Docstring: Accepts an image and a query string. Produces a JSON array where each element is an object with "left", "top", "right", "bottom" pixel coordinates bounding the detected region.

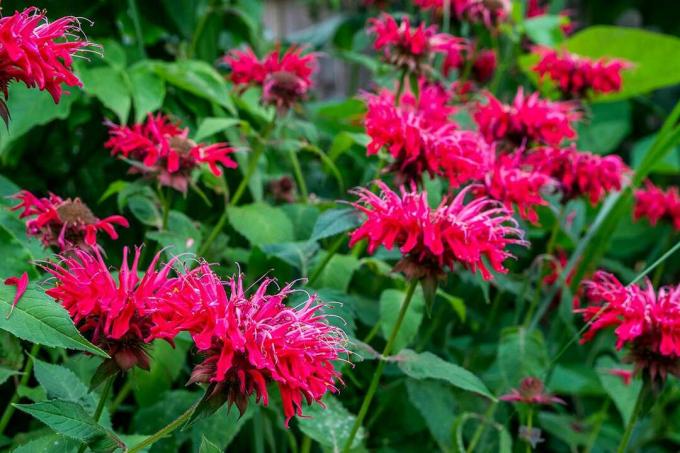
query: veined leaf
[{"left": 297, "top": 395, "right": 366, "bottom": 451}]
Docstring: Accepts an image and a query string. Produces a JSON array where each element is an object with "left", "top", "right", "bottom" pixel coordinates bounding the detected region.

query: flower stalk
[
  {"left": 616, "top": 380, "right": 649, "bottom": 453},
  {"left": 127, "top": 401, "right": 199, "bottom": 453}
]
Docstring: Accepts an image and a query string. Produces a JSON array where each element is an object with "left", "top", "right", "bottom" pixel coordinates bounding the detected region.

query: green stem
[
  {"left": 128, "top": 401, "right": 199, "bottom": 453},
  {"left": 0, "top": 343, "right": 40, "bottom": 435},
  {"left": 77, "top": 375, "right": 115, "bottom": 453},
  {"left": 465, "top": 403, "right": 497, "bottom": 453},
  {"left": 525, "top": 409, "right": 533, "bottom": 453},
  {"left": 159, "top": 186, "right": 172, "bottom": 231},
  {"left": 231, "top": 141, "right": 266, "bottom": 207},
  {"left": 342, "top": 279, "right": 419, "bottom": 453},
  {"left": 300, "top": 435, "right": 312, "bottom": 453},
  {"left": 287, "top": 148, "right": 308, "bottom": 203},
  {"left": 127, "top": 0, "right": 146, "bottom": 57},
  {"left": 198, "top": 208, "right": 229, "bottom": 257},
  {"left": 616, "top": 381, "right": 648, "bottom": 453},
  {"left": 188, "top": 1, "right": 215, "bottom": 58},
  {"left": 584, "top": 399, "right": 610, "bottom": 453},
  {"left": 308, "top": 235, "right": 346, "bottom": 286}
]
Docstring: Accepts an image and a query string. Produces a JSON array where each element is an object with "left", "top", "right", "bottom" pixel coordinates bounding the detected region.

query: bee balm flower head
[
  {"left": 634, "top": 182, "right": 680, "bottom": 230},
  {"left": 500, "top": 377, "right": 565, "bottom": 406},
  {"left": 105, "top": 113, "right": 237, "bottom": 193},
  {"left": 350, "top": 181, "right": 527, "bottom": 282},
  {"left": 10, "top": 190, "right": 128, "bottom": 251},
  {"left": 152, "top": 265, "right": 347, "bottom": 425},
  {"left": 576, "top": 271, "right": 680, "bottom": 381}
]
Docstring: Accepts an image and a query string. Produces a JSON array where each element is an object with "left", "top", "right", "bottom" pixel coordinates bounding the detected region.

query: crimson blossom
[
  {"left": 526, "top": 146, "right": 630, "bottom": 205},
  {"left": 474, "top": 88, "right": 581, "bottom": 149},
  {"left": 0, "top": 7, "right": 94, "bottom": 107},
  {"left": 532, "top": 47, "right": 632, "bottom": 98},
  {"left": 576, "top": 271, "right": 680, "bottom": 380},
  {"left": 150, "top": 265, "right": 346, "bottom": 425},
  {"left": 105, "top": 113, "right": 237, "bottom": 193},
  {"left": 349, "top": 181, "right": 527, "bottom": 282},
  {"left": 10, "top": 190, "right": 128, "bottom": 251},
  {"left": 499, "top": 377, "right": 565, "bottom": 406},
  {"left": 363, "top": 83, "right": 493, "bottom": 185},
  {"left": 367, "top": 13, "right": 468, "bottom": 76},
  {"left": 223, "top": 46, "right": 316, "bottom": 110},
  {"left": 414, "top": 0, "right": 511, "bottom": 29},
  {"left": 634, "top": 182, "right": 680, "bottom": 230},
  {"left": 40, "top": 247, "right": 180, "bottom": 372}
]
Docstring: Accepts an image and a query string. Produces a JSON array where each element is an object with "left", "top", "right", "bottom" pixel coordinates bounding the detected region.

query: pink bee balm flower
[
  {"left": 576, "top": 271, "right": 680, "bottom": 380},
  {"left": 526, "top": 146, "right": 630, "bottom": 205},
  {"left": 477, "top": 154, "right": 554, "bottom": 224},
  {"left": 414, "top": 0, "right": 511, "bottom": 29},
  {"left": 105, "top": 113, "right": 237, "bottom": 193},
  {"left": 367, "top": 14, "right": 468, "bottom": 75},
  {"left": 474, "top": 88, "right": 581, "bottom": 149},
  {"left": 500, "top": 377, "right": 565, "bottom": 406},
  {"left": 634, "top": 182, "right": 680, "bottom": 230},
  {"left": 349, "top": 181, "right": 527, "bottom": 281},
  {"left": 151, "top": 265, "right": 346, "bottom": 425},
  {"left": 607, "top": 368, "right": 634, "bottom": 386},
  {"left": 223, "top": 46, "right": 317, "bottom": 110},
  {"left": 10, "top": 190, "right": 128, "bottom": 251},
  {"left": 0, "top": 7, "right": 94, "bottom": 105},
  {"left": 40, "top": 247, "right": 180, "bottom": 371},
  {"left": 532, "top": 47, "right": 632, "bottom": 98}
]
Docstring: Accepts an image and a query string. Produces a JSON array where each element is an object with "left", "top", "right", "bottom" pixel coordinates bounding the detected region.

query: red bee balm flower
[
  {"left": 0, "top": 7, "right": 94, "bottom": 104},
  {"left": 526, "top": 146, "right": 630, "bottom": 205},
  {"left": 350, "top": 181, "right": 527, "bottom": 281},
  {"left": 576, "top": 271, "right": 680, "bottom": 380},
  {"left": 40, "top": 247, "right": 180, "bottom": 371},
  {"left": 500, "top": 377, "right": 565, "bottom": 406},
  {"left": 414, "top": 0, "right": 511, "bottom": 29},
  {"left": 474, "top": 88, "right": 580, "bottom": 148},
  {"left": 367, "top": 14, "right": 468, "bottom": 75},
  {"left": 151, "top": 265, "right": 346, "bottom": 425},
  {"left": 634, "top": 182, "right": 680, "bottom": 230},
  {"left": 477, "top": 154, "right": 554, "bottom": 224},
  {"left": 10, "top": 190, "right": 128, "bottom": 251},
  {"left": 224, "top": 46, "right": 316, "bottom": 110},
  {"left": 105, "top": 113, "right": 236, "bottom": 193},
  {"left": 532, "top": 47, "right": 632, "bottom": 98}
]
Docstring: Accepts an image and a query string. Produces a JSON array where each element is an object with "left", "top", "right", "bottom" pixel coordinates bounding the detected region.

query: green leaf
[
  {"left": 564, "top": 26, "right": 680, "bottom": 101},
  {"left": 524, "top": 15, "right": 566, "bottom": 47},
  {"left": 14, "top": 400, "right": 124, "bottom": 452},
  {"left": 631, "top": 133, "right": 680, "bottom": 175},
  {"left": 497, "top": 327, "right": 548, "bottom": 391},
  {"left": 397, "top": 349, "right": 495, "bottom": 400},
  {"left": 310, "top": 208, "right": 361, "bottom": 241},
  {"left": 261, "top": 241, "right": 319, "bottom": 274},
  {"left": 198, "top": 435, "right": 221, "bottom": 453},
  {"left": 78, "top": 66, "right": 131, "bottom": 123},
  {"left": 0, "top": 223, "right": 38, "bottom": 278},
  {"left": 155, "top": 60, "right": 235, "bottom": 113},
  {"left": 127, "top": 194, "right": 162, "bottom": 228},
  {"left": 0, "top": 84, "right": 77, "bottom": 158},
  {"left": 190, "top": 403, "right": 253, "bottom": 452},
  {"left": 129, "top": 62, "right": 166, "bottom": 123},
  {"left": 595, "top": 356, "right": 641, "bottom": 424},
  {"left": 406, "top": 379, "right": 456, "bottom": 449},
  {"left": 146, "top": 211, "right": 201, "bottom": 264},
  {"left": 11, "top": 434, "right": 80, "bottom": 453},
  {"left": 0, "top": 365, "right": 18, "bottom": 385},
  {"left": 194, "top": 118, "right": 242, "bottom": 142},
  {"left": 311, "top": 253, "right": 360, "bottom": 292},
  {"left": 133, "top": 338, "right": 191, "bottom": 407},
  {"left": 228, "top": 203, "right": 294, "bottom": 245},
  {"left": 577, "top": 101, "right": 631, "bottom": 154},
  {"left": 380, "top": 288, "right": 424, "bottom": 352},
  {"left": 0, "top": 286, "right": 107, "bottom": 357},
  {"left": 297, "top": 395, "right": 365, "bottom": 451}
]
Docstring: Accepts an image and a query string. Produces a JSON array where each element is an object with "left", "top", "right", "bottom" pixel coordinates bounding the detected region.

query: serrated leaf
[
  {"left": 194, "top": 118, "right": 241, "bottom": 142},
  {"left": 228, "top": 203, "right": 294, "bottom": 245},
  {"left": 397, "top": 349, "right": 495, "bottom": 400},
  {"left": 78, "top": 66, "right": 131, "bottom": 123},
  {"left": 198, "top": 435, "right": 221, "bottom": 453},
  {"left": 0, "top": 286, "right": 107, "bottom": 357},
  {"left": 310, "top": 208, "right": 361, "bottom": 241},
  {"left": 595, "top": 356, "right": 641, "bottom": 424},
  {"left": 297, "top": 395, "right": 365, "bottom": 451},
  {"left": 380, "top": 288, "right": 424, "bottom": 353},
  {"left": 14, "top": 400, "right": 124, "bottom": 452},
  {"left": 129, "top": 62, "right": 166, "bottom": 123},
  {"left": 261, "top": 241, "right": 319, "bottom": 274},
  {"left": 11, "top": 434, "right": 80, "bottom": 453},
  {"left": 190, "top": 403, "right": 253, "bottom": 452},
  {"left": 406, "top": 379, "right": 456, "bottom": 449},
  {"left": 497, "top": 327, "right": 549, "bottom": 391},
  {"left": 311, "top": 253, "right": 360, "bottom": 292}
]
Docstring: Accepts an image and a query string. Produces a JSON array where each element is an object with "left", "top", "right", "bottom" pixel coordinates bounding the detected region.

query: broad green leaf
[
  {"left": 146, "top": 211, "right": 201, "bottom": 264},
  {"left": 155, "top": 60, "right": 235, "bottom": 113},
  {"left": 497, "top": 327, "right": 549, "bottom": 391},
  {"left": 194, "top": 118, "right": 242, "bottom": 142},
  {"left": 311, "top": 253, "right": 360, "bottom": 292},
  {"left": 577, "top": 101, "right": 631, "bottom": 154},
  {"left": 11, "top": 434, "right": 80, "bottom": 453},
  {"left": 537, "top": 412, "right": 592, "bottom": 449},
  {"left": 631, "top": 134, "right": 680, "bottom": 175},
  {"left": 78, "top": 66, "right": 131, "bottom": 123},
  {"left": 564, "top": 26, "right": 680, "bottom": 101},
  {"left": 129, "top": 62, "right": 166, "bottom": 123},
  {"left": 397, "top": 349, "right": 495, "bottom": 400},
  {"left": 198, "top": 436, "right": 221, "bottom": 453},
  {"left": 297, "top": 395, "right": 365, "bottom": 451},
  {"left": 15, "top": 400, "right": 124, "bottom": 452},
  {"left": 0, "top": 84, "right": 77, "bottom": 158},
  {"left": 380, "top": 287, "right": 425, "bottom": 352},
  {"left": 406, "top": 379, "right": 456, "bottom": 449},
  {"left": 310, "top": 208, "right": 361, "bottom": 241},
  {"left": 33, "top": 358, "right": 112, "bottom": 429},
  {"left": 261, "top": 241, "right": 319, "bottom": 274},
  {"left": 0, "top": 330, "right": 23, "bottom": 370},
  {"left": 524, "top": 15, "right": 566, "bottom": 47},
  {"left": 127, "top": 195, "right": 162, "bottom": 228},
  {"left": 228, "top": 203, "right": 294, "bottom": 245},
  {"left": 281, "top": 204, "right": 320, "bottom": 241},
  {"left": 0, "top": 365, "right": 18, "bottom": 385},
  {"left": 190, "top": 404, "right": 253, "bottom": 452},
  {"left": 595, "top": 356, "right": 641, "bottom": 424},
  {"left": 133, "top": 338, "right": 191, "bottom": 407},
  {"left": 99, "top": 39, "right": 127, "bottom": 70},
  {"left": 0, "top": 286, "right": 107, "bottom": 357},
  {"left": 0, "top": 223, "right": 38, "bottom": 278},
  {"left": 314, "top": 288, "right": 358, "bottom": 338}
]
